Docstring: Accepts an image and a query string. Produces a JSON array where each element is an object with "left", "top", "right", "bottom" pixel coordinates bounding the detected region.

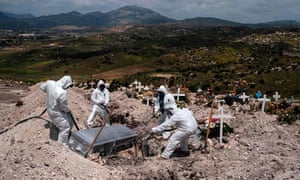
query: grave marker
[
  {"left": 197, "top": 87, "right": 202, "bottom": 93},
  {"left": 171, "top": 84, "right": 186, "bottom": 101},
  {"left": 211, "top": 102, "right": 235, "bottom": 144},
  {"left": 133, "top": 79, "right": 138, "bottom": 88},
  {"left": 90, "top": 81, "right": 96, "bottom": 88},
  {"left": 144, "top": 85, "right": 150, "bottom": 91},
  {"left": 257, "top": 94, "right": 271, "bottom": 112},
  {"left": 177, "top": 84, "right": 181, "bottom": 101},
  {"left": 239, "top": 92, "right": 249, "bottom": 103},
  {"left": 272, "top": 91, "right": 280, "bottom": 101},
  {"left": 84, "top": 82, "right": 88, "bottom": 88},
  {"left": 137, "top": 82, "right": 142, "bottom": 92},
  {"left": 219, "top": 104, "right": 224, "bottom": 144},
  {"left": 72, "top": 80, "right": 77, "bottom": 87}
]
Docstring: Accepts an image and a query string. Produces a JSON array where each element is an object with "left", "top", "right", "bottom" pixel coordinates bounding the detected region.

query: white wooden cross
[
  {"left": 172, "top": 85, "right": 185, "bottom": 101},
  {"left": 84, "top": 81, "right": 88, "bottom": 88},
  {"left": 214, "top": 99, "right": 225, "bottom": 109},
  {"left": 257, "top": 94, "right": 271, "bottom": 112},
  {"left": 287, "top": 96, "right": 299, "bottom": 103},
  {"left": 134, "top": 79, "right": 138, "bottom": 86},
  {"left": 137, "top": 81, "right": 142, "bottom": 92},
  {"left": 90, "top": 81, "right": 96, "bottom": 88},
  {"left": 272, "top": 91, "right": 280, "bottom": 101},
  {"left": 177, "top": 84, "right": 181, "bottom": 101},
  {"left": 211, "top": 103, "right": 235, "bottom": 144},
  {"left": 197, "top": 87, "right": 202, "bottom": 93},
  {"left": 72, "top": 80, "right": 77, "bottom": 87},
  {"left": 239, "top": 92, "right": 249, "bottom": 103},
  {"left": 219, "top": 105, "right": 224, "bottom": 144},
  {"left": 144, "top": 85, "right": 150, "bottom": 91}
]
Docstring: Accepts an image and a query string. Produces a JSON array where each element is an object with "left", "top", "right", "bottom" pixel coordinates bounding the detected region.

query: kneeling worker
[{"left": 151, "top": 98, "right": 198, "bottom": 159}]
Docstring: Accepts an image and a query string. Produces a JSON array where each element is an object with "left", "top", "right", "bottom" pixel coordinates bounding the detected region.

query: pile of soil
[{"left": 0, "top": 81, "right": 299, "bottom": 179}]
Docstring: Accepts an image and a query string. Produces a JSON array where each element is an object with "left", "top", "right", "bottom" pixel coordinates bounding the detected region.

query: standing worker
[
  {"left": 151, "top": 98, "right": 198, "bottom": 159},
  {"left": 40, "top": 75, "right": 73, "bottom": 144},
  {"left": 86, "top": 80, "right": 110, "bottom": 128}
]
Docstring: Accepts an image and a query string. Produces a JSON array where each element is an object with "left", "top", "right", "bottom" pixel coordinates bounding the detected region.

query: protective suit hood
[
  {"left": 56, "top": 75, "right": 72, "bottom": 89},
  {"left": 157, "top": 85, "right": 168, "bottom": 94},
  {"left": 164, "top": 94, "right": 177, "bottom": 114},
  {"left": 97, "top": 80, "right": 105, "bottom": 88}
]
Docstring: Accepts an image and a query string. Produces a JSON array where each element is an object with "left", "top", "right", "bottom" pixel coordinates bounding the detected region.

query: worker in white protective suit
[
  {"left": 151, "top": 98, "right": 198, "bottom": 159},
  {"left": 40, "top": 75, "right": 73, "bottom": 144},
  {"left": 154, "top": 85, "right": 176, "bottom": 125},
  {"left": 86, "top": 80, "right": 110, "bottom": 128}
]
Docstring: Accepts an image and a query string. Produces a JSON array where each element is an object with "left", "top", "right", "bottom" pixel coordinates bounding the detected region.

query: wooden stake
[
  {"left": 205, "top": 100, "right": 214, "bottom": 149},
  {"left": 84, "top": 106, "right": 114, "bottom": 158}
]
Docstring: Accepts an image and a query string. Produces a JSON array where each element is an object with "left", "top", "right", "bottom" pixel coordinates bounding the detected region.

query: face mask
[
  {"left": 99, "top": 84, "right": 105, "bottom": 91},
  {"left": 166, "top": 109, "right": 173, "bottom": 117},
  {"left": 158, "top": 92, "right": 165, "bottom": 99}
]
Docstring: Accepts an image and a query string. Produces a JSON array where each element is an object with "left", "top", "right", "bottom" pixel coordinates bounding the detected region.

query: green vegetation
[{"left": 0, "top": 26, "right": 299, "bottom": 98}]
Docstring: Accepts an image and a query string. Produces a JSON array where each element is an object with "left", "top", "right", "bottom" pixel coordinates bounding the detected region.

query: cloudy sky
[{"left": 0, "top": 0, "right": 299, "bottom": 23}]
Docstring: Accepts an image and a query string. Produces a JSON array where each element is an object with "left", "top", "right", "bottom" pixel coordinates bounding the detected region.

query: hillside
[
  {"left": 0, "top": 25, "right": 299, "bottom": 98},
  {"left": 0, "top": 80, "right": 299, "bottom": 179}
]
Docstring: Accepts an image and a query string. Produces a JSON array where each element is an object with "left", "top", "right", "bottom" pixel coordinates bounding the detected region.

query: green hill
[{"left": 0, "top": 26, "right": 299, "bottom": 98}]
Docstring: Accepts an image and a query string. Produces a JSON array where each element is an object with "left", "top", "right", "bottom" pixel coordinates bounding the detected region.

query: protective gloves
[{"left": 151, "top": 127, "right": 159, "bottom": 134}]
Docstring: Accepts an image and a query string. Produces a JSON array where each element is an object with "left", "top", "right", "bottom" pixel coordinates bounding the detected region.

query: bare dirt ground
[{"left": 0, "top": 80, "right": 299, "bottom": 179}]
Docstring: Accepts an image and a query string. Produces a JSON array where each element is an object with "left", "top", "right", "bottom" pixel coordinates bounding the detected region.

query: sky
[{"left": 0, "top": 0, "right": 299, "bottom": 23}]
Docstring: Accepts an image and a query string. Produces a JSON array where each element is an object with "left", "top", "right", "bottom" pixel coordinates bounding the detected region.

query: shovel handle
[
  {"left": 69, "top": 112, "right": 80, "bottom": 130},
  {"left": 84, "top": 105, "right": 115, "bottom": 158}
]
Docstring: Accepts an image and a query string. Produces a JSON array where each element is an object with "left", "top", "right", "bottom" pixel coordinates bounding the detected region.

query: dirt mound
[{"left": 0, "top": 82, "right": 299, "bottom": 179}]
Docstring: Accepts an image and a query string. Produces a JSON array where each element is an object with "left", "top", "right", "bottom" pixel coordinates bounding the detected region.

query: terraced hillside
[{"left": 0, "top": 26, "right": 299, "bottom": 98}]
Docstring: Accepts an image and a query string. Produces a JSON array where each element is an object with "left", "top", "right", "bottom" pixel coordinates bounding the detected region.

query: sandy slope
[{"left": 0, "top": 81, "right": 299, "bottom": 179}]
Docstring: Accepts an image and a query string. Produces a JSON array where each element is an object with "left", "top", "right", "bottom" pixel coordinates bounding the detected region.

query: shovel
[{"left": 69, "top": 111, "right": 80, "bottom": 130}]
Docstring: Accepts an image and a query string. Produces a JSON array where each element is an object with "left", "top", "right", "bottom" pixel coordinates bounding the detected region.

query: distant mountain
[
  {"left": 250, "top": 20, "right": 300, "bottom": 28},
  {"left": 180, "top": 17, "right": 242, "bottom": 27},
  {"left": 0, "top": 5, "right": 299, "bottom": 30},
  {"left": 103, "top": 5, "right": 175, "bottom": 26},
  {"left": 30, "top": 11, "right": 105, "bottom": 28},
  {"left": 3, "top": 12, "right": 35, "bottom": 19}
]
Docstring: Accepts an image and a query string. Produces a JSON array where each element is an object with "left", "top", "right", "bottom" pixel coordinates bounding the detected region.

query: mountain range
[{"left": 0, "top": 5, "right": 299, "bottom": 30}]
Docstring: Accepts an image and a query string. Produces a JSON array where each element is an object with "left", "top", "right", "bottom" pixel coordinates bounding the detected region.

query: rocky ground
[{"left": 0, "top": 80, "right": 299, "bottom": 179}]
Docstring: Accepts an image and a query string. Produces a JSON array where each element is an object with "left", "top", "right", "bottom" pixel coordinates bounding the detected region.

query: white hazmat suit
[
  {"left": 87, "top": 80, "right": 110, "bottom": 127},
  {"left": 40, "top": 75, "right": 73, "bottom": 144},
  {"left": 154, "top": 85, "right": 176, "bottom": 125},
  {"left": 152, "top": 101, "right": 197, "bottom": 159}
]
